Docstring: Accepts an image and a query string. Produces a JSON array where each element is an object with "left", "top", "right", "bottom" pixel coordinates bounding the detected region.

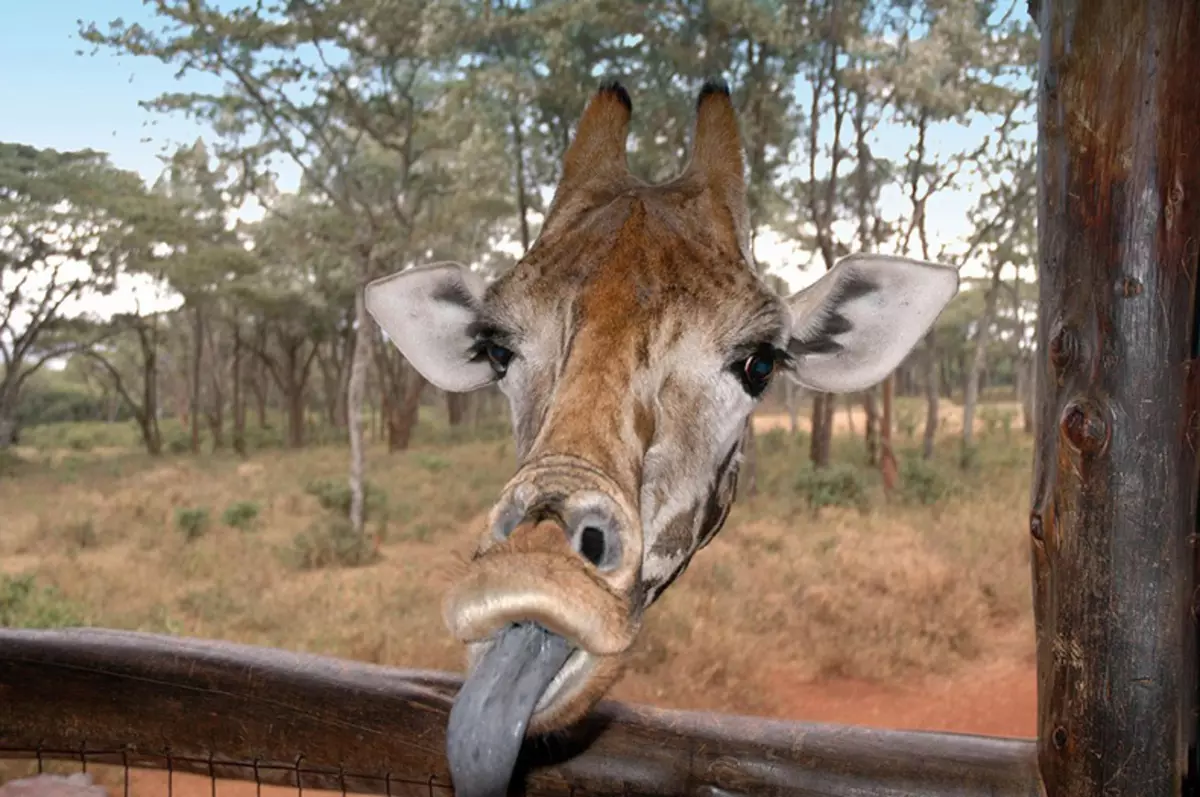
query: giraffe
[{"left": 366, "top": 78, "right": 959, "bottom": 793}]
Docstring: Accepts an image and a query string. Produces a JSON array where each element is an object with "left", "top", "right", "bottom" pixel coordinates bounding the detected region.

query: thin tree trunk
[
  {"left": 863, "top": 388, "right": 879, "bottom": 466},
  {"left": 1020, "top": 353, "right": 1036, "bottom": 435},
  {"left": 348, "top": 284, "right": 371, "bottom": 537},
  {"left": 880, "top": 375, "right": 898, "bottom": 494},
  {"left": 446, "top": 392, "right": 468, "bottom": 427},
  {"left": 809, "top": 394, "right": 830, "bottom": 467},
  {"left": 511, "top": 110, "right": 531, "bottom": 253},
  {"left": 921, "top": 333, "right": 939, "bottom": 460},
  {"left": 785, "top": 380, "right": 799, "bottom": 435},
  {"left": 232, "top": 321, "right": 246, "bottom": 456},
  {"left": 387, "top": 370, "right": 427, "bottom": 452},
  {"left": 142, "top": 319, "right": 162, "bottom": 456},
  {"left": 287, "top": 385, "right": 305, "bottom": 448},
  {"left": 190, "top": 306, "right": 204, "bottom": 454},
  {"left": 961, "top": 264, "right": 1005, "bottom": 466}
]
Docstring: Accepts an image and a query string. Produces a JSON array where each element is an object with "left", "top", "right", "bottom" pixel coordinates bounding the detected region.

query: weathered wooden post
[{"left": 1032, "top": 1, "right": 1200, "bottom": 794}]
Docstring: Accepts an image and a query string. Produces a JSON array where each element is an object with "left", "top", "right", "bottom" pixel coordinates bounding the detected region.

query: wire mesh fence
[
  {"left": 0, "top": 747, "right": 455, "bottom": 797},
  {"left": 0, "top": 749, "right": 455, "bottom": 797}
]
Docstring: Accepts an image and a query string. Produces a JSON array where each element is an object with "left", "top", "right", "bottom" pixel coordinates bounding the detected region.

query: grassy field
[
  {"left": 0, "top": 397, "right": 1038, "bottom": 792},
  {"left": 1, "top": 398, "right": 1035, "bottom": 720}
]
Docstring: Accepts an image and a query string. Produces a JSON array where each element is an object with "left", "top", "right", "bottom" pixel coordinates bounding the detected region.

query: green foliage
[
  {"left": 303, "top": 478, "right": 388, "bottom": 521},
  {"left": 222, "top": 500, "right": 261, "bottom": 531},
  {"left": 284, "top": 518, "right": 381, "bottom": 570},
  {"left": 20, "top": 421, "right": 140, "bottom": 451},
  {"left": 979, "top": 405, "right": 1016, "bottom": 437},
  {"left": 794, "top": 464, "right": 871, "bottom": 514},
  {"left": 898, "top": 457, "right": 958, "bottom": 506},
  {"left": 414, "top": 453, "right": 450, "bottom": 473},
  {"left": 0, "top": 574, "right": 86, "bottom": 628},
  {"left": 175, "top": 506, "right": 210, "bottom": 541}
]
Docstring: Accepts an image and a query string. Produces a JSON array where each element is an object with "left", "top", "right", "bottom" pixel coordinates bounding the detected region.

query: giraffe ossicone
[{"left": 367, "top": 78, "right": 959, "bottom": 794}]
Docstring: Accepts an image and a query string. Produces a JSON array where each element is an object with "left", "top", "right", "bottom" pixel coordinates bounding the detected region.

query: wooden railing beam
[{"left": 0, "top": 628, "right": 1039, "bottom": 797}]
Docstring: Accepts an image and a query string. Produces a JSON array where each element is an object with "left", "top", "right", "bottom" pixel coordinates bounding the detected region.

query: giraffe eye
[
  {"left": 484, "top": 342, "right": 514, "bottom": 376},
  {"left": 735, "top": 344, "right": 779, "bottom": 397}
]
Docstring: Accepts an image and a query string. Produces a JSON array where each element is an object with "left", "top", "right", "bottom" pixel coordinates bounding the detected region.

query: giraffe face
[{"left": 366, "top": 81, "right": 959, "bottom": 772}]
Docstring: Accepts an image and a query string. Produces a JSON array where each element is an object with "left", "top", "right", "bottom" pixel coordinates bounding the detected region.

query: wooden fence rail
[{"left": 0, "top": 628, "right": 1039, "bottom": 797}]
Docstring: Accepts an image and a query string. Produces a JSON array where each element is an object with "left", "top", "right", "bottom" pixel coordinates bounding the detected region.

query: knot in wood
[
  {"left": 1060, "top": 398, "right": 1109, "bottom": 454},
  {"left": 1048, "top": 322, "right": 1079, "bottom": 372},
  {"left": 1029, "top": 512, "right": 1045, "bottom": 542},
  {"left": 1117, "top": 276, "right": 1143, "bottom": 298},
  {"left": 1052, "top": 725, "right": 1068, "bottom": 750}
]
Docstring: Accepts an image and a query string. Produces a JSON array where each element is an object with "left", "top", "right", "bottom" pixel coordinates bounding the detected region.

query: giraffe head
[{"left": 368, "top": 78, "right": 957, "bottom": 755}]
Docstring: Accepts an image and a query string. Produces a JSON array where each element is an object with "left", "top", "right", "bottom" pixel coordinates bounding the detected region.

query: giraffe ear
[
  {"left": 365, "top": 262, "right": 497, "bottom": 393},
  {"left": 783, "top": 254, "right": 959, "bottom": 393}
]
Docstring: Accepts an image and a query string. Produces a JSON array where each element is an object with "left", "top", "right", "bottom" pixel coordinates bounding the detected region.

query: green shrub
[
  {"left": 221, "top": 500, "right": 261, "bottom": 531},
  {"left": 175, "top": 506, "right": 210, "bottom": 541},
  {"left": 979, "top": 405, "right": 1016, "bottom": 438},
  {"left": 414, "top": 453, "right": 450, "bottom": 473},
  {"left": 898, "top": 457, "right": 957, "bottom": 505},
  {"left": 794, "top": 463, "right": 870, "bottom": 513},
  {"left": 0, "top": 574, "right": 86, "bottom": 628},
  {"left": 284, "top": 518, "right": 381, "bottom": 570},
  {"left": 303, "top": 478, "right": 388, "bottom": 522},
  {"left": 757, "top": 428, "right": 793, "bottom": 457}
]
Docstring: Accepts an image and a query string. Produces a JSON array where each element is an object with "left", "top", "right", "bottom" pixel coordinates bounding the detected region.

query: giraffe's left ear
[
  {"left": 783, "top": 253, "right": 960, "bottom": 393},
  {"left": 365, "top": 263, "right": 497, "bottom": 393}
]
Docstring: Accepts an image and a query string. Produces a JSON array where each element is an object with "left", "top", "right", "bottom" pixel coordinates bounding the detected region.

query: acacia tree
[
  {"left": 0, "top": 142, "right": 169, "bottom": 448},
  {"left": 82, "top": 0, "right": 492, "bottom": 535}
]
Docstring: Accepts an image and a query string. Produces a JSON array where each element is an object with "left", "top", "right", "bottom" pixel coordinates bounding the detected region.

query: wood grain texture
[
  {"left": 1032, "top": 1, "right": 1200, "bottom": 794},
  {"left": 0, "top": 628, "right": 1039, "bottom": 796}
]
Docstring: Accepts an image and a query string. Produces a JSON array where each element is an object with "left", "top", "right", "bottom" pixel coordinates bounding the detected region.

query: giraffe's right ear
[{"left": 365, "top": 263, "right": 497, "bottom": 393}]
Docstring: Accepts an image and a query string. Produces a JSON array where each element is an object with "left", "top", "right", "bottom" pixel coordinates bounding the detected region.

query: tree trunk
[
  {"left": 446, "top": 392, "right": 469, "bottom": 427},
  {"left": 1018, "top": 354, "right": 1036, "bottom": 435},
  {"left": 784, "top": 380, "right": 799, "bottom": 435},
  {"left": 880, "top": 375, "right": 897, "bottom": 494},
  {"left": 0, "top": 412, "right": 16, "bottom": 451},
  {"left": 511, "top": 110, "right": 532, "bottom": 253},
  {"left": 189, "top": 306, "right": 204, "bottom": 454},
  {"left": 921, "top": 333, "right": 939, "bottom": 460},
  {"left": 254, "top": 372, "right": 268, "bottom": 429},
  {"left": 348, "top": 285, "right": 371, "bottom": 537},
  {"left": 863, "top": 388, "right": 879, "bottom": 466},
  {"left": 960, "top": 264, "right": 1005, "bottom": 466},
  {"left": 285, "top": 387, "right": 305, "bottom": 448},
  {"left": 1031, "top": 3, "right": 1200, "bottom": 794},
  {"left": 232, "top": 322, "right": 246, "bottom": 457},
  {"left": 809, "top": 394, "right": 832, "bottom": 467},
  {"left": 141, "top": 319, "right": 162, "bottom": 457},
  {"left": 386, "top": 371, "right": 426, "bottom": 452}
]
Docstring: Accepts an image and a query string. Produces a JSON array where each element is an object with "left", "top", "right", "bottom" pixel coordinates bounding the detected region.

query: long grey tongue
[{"left": 446, "top": 623, "right": 574, "bottom": 797}]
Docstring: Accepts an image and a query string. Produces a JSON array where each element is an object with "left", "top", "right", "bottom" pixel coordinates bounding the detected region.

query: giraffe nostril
[{"left": 571, "top": 513, "right": 622, "bottom": 572}]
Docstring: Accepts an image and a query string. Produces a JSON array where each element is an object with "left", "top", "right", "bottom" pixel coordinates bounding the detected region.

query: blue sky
[
  {"left": 1, "top": 2, "right": 1025, "bottom": 293},
  {"left": 0, "top": 3, "right": 220, "bottom": 182}
]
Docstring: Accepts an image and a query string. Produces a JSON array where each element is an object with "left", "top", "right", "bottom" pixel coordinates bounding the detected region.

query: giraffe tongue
[{"left": 446, "top": 622, "right": 574, "bottom": 797}]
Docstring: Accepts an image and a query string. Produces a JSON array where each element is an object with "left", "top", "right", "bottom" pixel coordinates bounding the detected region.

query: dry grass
[{"left": 0, "top": 403, "right": 1035, "bottom": 724}]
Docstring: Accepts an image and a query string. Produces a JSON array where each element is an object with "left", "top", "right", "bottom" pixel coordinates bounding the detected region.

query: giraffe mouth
[{"left": 446, "top": 622, "right": 575, "bottom": 797}]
